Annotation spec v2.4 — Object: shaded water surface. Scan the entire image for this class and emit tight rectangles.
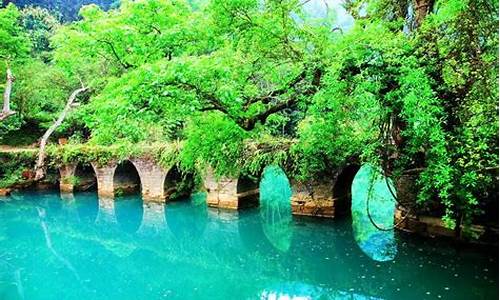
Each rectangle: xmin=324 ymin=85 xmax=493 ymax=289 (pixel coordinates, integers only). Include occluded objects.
xmin=0 ymin=173 xmax=497 ymax=299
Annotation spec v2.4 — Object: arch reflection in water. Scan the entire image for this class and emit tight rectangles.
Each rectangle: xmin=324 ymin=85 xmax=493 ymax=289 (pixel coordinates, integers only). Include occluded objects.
xmin=351 ymin=165 xmax=397 ymax=262
xmin=114 ymin=194 xmax=143 ymax=233
xmin=165 ymin=193 xmax=208 ymax=241
xmin=72 ymin=192 xmax=99 ymax=224
xmin=259 ymin=165 xmax=293 ymax=252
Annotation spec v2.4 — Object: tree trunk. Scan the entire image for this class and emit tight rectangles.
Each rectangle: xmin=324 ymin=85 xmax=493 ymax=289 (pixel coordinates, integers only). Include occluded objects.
xmin=413 ymin=0 xmax=434 ymax=28
xmin=34 ymin=86 xmax=88 ymax=180
xmin=0 ymin=66 xmax=16 ymax=121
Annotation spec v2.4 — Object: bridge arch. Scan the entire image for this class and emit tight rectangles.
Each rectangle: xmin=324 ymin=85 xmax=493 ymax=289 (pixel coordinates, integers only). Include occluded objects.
xmin=74 ymin=162 xmax=98 ymax=192
xmin=113 ymin=160 xmax=142 ymax=196
xmin=59 ymin=162 xmax=98 ymax=193
xmin=203 ymin=165 xmax=365 ymax=218
xmin=236 ymin=175 xmax=260 ymax=208
xmin=163 ymin=166 xmax=194 ymax=201
xmin=332 ymin=164 xmax=361 ymax=216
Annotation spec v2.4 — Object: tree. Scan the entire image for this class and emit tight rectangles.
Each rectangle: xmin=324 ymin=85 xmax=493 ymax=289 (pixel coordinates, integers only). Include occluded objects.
xmin=0 ymin=4 xmax=30 ymax=121
xmin=20 ymin=5 xmax=60 ymax=61
xmin=5 ymin=0 xmax=117 ymax=21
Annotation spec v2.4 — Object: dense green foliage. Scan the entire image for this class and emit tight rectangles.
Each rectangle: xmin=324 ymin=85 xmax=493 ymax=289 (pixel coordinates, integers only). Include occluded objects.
xmin=0 ymin=150 xmax=37 ymax=188
xmin=0 ymin=0 xmax=498 ymax=229
xmin=6 ymin=0 xmax=118 ymax=21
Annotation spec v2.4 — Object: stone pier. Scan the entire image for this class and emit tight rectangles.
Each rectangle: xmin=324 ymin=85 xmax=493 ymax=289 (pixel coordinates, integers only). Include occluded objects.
xmin=290 ymin=177 xmax=336 ymax=218
xmin=130 ymin=159 xmax=169 ymax=202
xmin=59 ymin=163 xmax=77 ymax=193
xmin=290 ymin=165 xmax=359 ymax=218
xmin=204 ymin=170 xmax=259 ymax=210
xmin=91 ymin=162 xmax=117 ymax=198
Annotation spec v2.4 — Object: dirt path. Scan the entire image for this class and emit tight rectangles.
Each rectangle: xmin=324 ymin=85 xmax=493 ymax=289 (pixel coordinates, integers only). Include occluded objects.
xmin=0 ymin=145 xmax=38 ymax=153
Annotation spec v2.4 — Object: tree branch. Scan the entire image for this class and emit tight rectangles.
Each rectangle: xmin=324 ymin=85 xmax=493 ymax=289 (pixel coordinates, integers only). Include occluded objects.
xmin=96 ymin=39 xmax=132 ymax=69
xmin=241 ymin=67 xmax=322 ymax=130
xmin=34 ymin=86 xmax=88 ymax=180
xmin=164 ymin=67 xmax=322 ymax=131
xmin=244 ymin=70 xmax=306 ymax=108
xmin=0 ymin=66 xmax=16 ymax=121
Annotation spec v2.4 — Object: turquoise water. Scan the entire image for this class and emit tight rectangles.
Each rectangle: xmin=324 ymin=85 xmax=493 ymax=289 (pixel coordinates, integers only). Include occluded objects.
xmin=0 ymin=167 xmax=497 ymax=300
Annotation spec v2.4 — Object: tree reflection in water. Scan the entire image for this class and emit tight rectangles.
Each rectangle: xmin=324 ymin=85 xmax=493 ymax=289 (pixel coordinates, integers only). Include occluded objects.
xmin=351 ymin=165 xmax=397 ymax=262
xmin=259 ymin=166 xmax=293 ymax=253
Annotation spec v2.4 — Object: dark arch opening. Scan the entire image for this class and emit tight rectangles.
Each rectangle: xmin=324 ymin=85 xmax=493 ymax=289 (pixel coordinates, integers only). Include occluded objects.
xmin=237 ymin=175 xmax=260 ymax=209
xmin=164 ymin=166 xmax=194 ymax=201
xmin=74 ymin=163 xmax=97 ymax=192
xmin=333 ymin=164 xmax=361 ymax=216
xmin=113 ymin=160 xmax=141 ymax=196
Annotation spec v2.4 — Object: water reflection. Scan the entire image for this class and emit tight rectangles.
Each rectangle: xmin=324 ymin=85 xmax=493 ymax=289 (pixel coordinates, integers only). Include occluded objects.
xmin=259 ymin=166 xmax=294 ymax=252
xmin=204 ymin=208 xmax=251 ymax=254
xmin=95 ymin=196 xmax=117 ymax=226
xmin=165 ymin=193 xmax=207 ymax=241
xmin=60 ymin=193 xmax=79 ymax=221
xmin=0 ymin=190 xmax=497 ymax=299
xmin=114 ymin=195 xmax=143 ymax=233
xmin=137 ymin=201 xmax=167 ymax=236
xmin=351 ymin=165 xmax=397 ymax=262
xmin=73 ymin=192 xmax=99 ymax=224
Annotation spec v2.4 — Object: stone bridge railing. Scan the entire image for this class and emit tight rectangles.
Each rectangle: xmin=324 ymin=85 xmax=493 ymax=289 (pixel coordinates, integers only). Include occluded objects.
xmin=59 ymin=157 xmax=360 ymax=218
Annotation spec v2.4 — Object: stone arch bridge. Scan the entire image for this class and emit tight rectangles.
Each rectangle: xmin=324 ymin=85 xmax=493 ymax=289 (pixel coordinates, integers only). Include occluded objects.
xmin=59 ymin=157 xmax=361 ymax=218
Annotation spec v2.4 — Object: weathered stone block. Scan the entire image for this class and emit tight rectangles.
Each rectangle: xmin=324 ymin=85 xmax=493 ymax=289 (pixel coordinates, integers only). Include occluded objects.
xmin=395 ymin=206 xmax=456 ymax=238
xmin=59 ymin=183 xmax=74 ymax=193
xmin=290 ymin=178 xmax=335 ymax=218
xmin=291 ymin=199 xmax=335 ymax=218
xmin=421 ymin=216 xmax=455 ymax=237
xmin=91 ymin=162 xmax=117 ymax=198
xmin=203 ymin=170 xmax=259 ymax=210
xmin=406 ymin=217 xmax=427 ymax=233
xmin=59 ymin=163 xmax=77 ymax=193
xmin=130 ymin=158 xmax=168 ymax=202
